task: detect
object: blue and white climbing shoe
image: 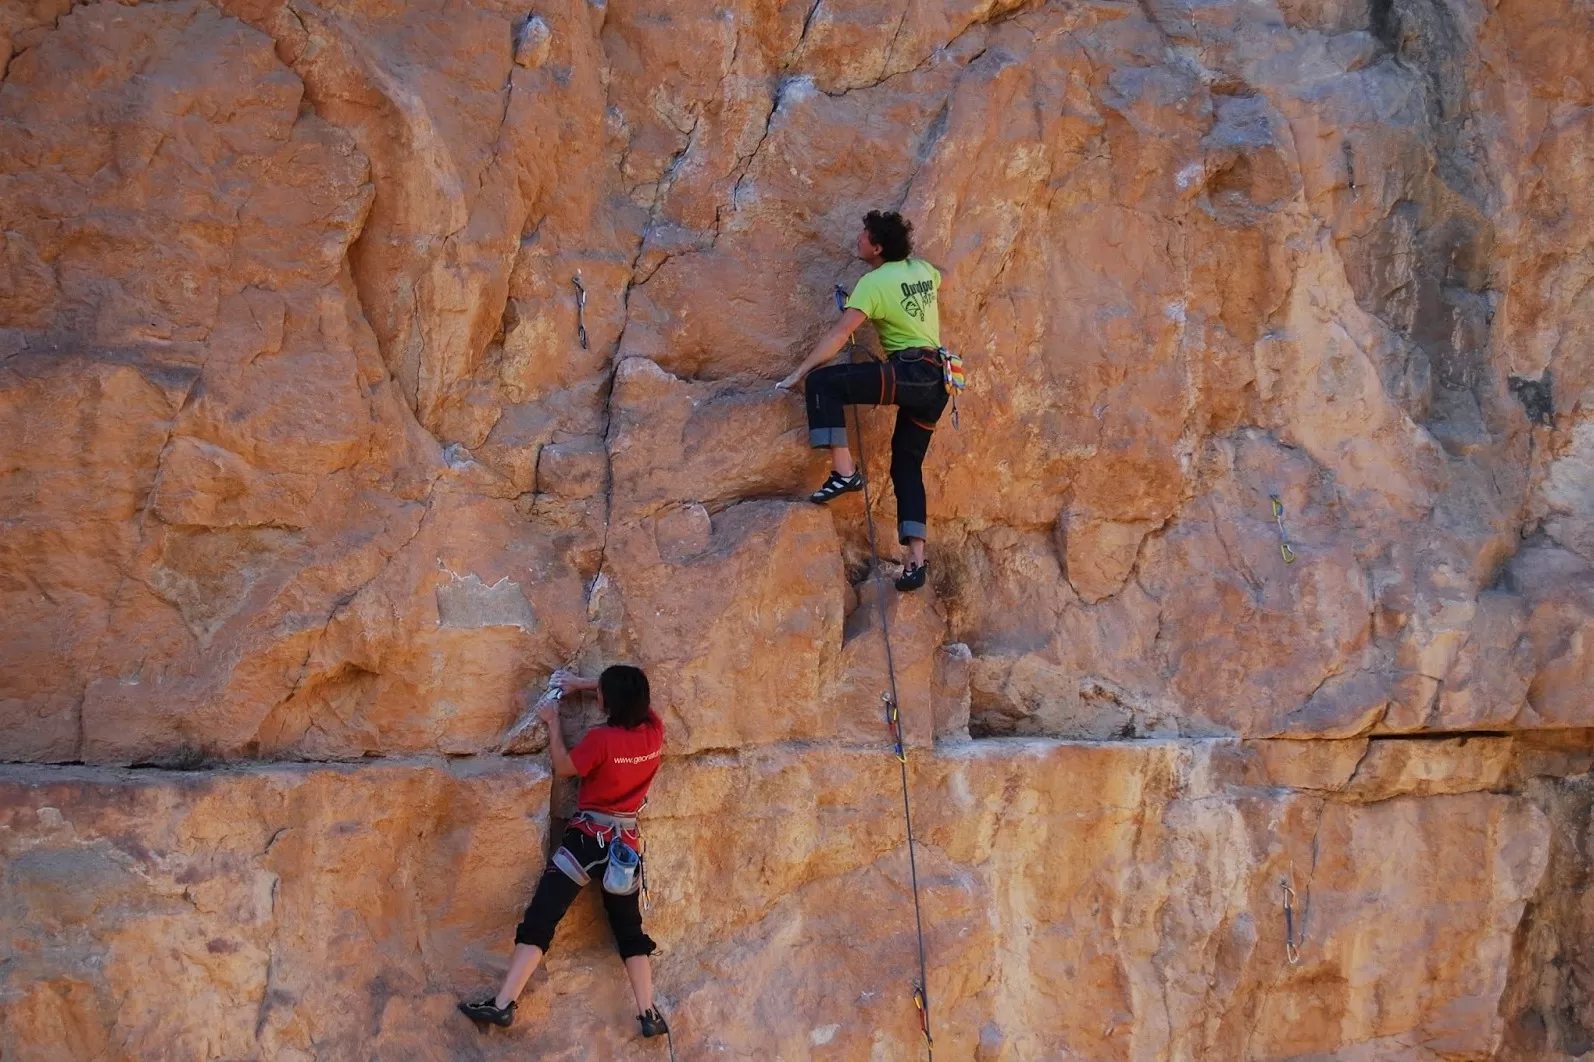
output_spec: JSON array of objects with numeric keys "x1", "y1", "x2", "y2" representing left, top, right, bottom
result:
[{"x1": 810, "y1": 470, "x2": 863, "y2": 504}]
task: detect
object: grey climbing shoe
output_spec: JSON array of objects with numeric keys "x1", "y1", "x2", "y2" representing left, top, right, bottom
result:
[
  {"x1": 458, "y1": 998, "x2": 515, "y2": 1027},
  {"x1": 639, "y1": 1007, "x2": 669, "y2": 1038},
  {"x1": 896, "y1": 561, "x2": 928, "y2": 592}
]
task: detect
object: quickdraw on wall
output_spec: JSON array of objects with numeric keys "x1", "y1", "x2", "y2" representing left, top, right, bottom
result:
[
  {"x1": 1271, "y1": 495, "x2": 1297, "y2": 564},
  {"x1": 1281, "y1": 863, "x2": 1303, "y2": 965},
  {"x1": 884, "y1": 692, "x2": 907, "y2": 764},
  {"x1": 572, "y1": 274, "x2": 588, "y2": 350}
]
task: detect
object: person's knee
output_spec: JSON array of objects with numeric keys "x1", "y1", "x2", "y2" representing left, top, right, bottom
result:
[
  {"x1": 513, "y1": 866, "x2": 580, "y2": 951},
  {"x1": 604, "y1": 891, "x2": 654, "y2": 958},
  {"x1": 615, "y1": 928, "x2": 657, "y2": 960},
  {"x1": 890, "y1": 450, "x2": 925, "y2": 483},
  {"x1": 890, "y1": 423, "x2": 933, "y2": 466},
  {"x1": 514, "y1": 913, "x2": 557, "y2": 951}
]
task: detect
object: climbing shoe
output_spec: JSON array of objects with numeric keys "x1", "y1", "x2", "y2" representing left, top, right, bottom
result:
[
  {"x1": 458, "y1": 998, "x2": 515, "y2": 1027},
  {"x1": 809, "y1": 470, "x2": 863, "y2": 504},
  {"x1": 896, "y1": 561, "x2": 928, "y2": 592},
  {"x1": 638, "y1": 1007, "x2": 669, "y2": 1038}
]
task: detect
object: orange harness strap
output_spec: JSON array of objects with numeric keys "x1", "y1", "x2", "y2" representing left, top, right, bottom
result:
[{"x1": 877, "y1": 361, "x2": 896, "y2": 407}]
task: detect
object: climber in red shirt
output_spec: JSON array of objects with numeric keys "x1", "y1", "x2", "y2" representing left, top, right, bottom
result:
[{"x1": 458, "y1": 665, "x2": 669, "y2": 1039}]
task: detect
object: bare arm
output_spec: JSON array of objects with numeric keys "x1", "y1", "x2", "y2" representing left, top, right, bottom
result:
[
  {"x1": 777, "y1": 308, "x2": 869, "y2": 389},
  {"x1": 550, "y1": 670, "x2": 597, "y2": 693},
  {"x1": 543, "y1": 709, "x2": 580, "y2": 777},
  {"x1": 537, "y1": 681, "x2": 583, "y2": 777}
]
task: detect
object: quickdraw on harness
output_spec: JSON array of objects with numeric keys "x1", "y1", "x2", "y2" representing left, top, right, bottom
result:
[
  {"x1": 938, "y1": 347, "x2": 965, "y2": 430},
  {"x1": 836, "y1": 285, "x2": 936, "y2": 1058}
]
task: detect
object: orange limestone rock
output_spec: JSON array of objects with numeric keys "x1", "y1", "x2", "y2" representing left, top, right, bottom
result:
[{"x1": 3, "y1": 0, "x2": 1594, "y2": 1056}]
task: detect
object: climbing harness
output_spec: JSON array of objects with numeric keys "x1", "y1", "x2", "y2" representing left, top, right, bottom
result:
[
  {"x1": 549, "y1": 843, "x2": 598, "y2": 886},
  {"x1": 1270, "y1": 495, "x2": 1297, "y2": 564},
  {"x1": 552, "y1": 808, "x2": 643, "y2": 889},
  {"x1": 836, "y1": 285, "x2": 936, "y2": 1058},
  {"x1": 1281, "y1": 866, "x2": 1302, "y2": 965},
  {"x1": 886, "y1": 344, "x2": 964, "y2": 431},
  {"x1": 572, "y1": 274, "x2": 589, "y2": 350}
]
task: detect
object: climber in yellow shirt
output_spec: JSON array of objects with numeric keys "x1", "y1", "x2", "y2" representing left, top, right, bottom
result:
[{"x1": 777, "y1": 210, "x2": 948, "y2": 591}]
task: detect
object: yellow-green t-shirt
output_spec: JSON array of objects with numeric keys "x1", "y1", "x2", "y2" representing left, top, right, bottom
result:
[{"x1": 846, "y1": 258, "x2": 941, "y2": 352}]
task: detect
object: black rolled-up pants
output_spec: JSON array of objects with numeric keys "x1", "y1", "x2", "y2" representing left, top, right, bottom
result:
[
  {"x1": 514, "y1": 826, "x2": 655, "y2": 959},
  {"x1": 803, "y1": 352, "x2": 949, "y2": 544}
]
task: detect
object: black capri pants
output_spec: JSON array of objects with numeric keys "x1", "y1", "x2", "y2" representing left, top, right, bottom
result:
[
  {"x1": 514, "y1": 826, "x2": 655, "y2": 959},
  {"x1": 803, "y1": 352, "x2": 949, "y2": 544}
]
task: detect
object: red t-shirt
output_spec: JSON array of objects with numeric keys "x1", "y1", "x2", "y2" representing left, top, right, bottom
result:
[{"x1": 569, "y1": 711, "x2": 664, "y2": 814}]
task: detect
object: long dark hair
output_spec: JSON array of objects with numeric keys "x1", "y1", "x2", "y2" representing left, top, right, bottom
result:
[{"x1": 599, "y1": 665, "x2": 652, "y2": 728}]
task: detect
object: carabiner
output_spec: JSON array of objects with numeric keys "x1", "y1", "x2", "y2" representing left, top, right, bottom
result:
[{"x1": 912, "y1": 982, "x2": 933, "y2": 1045}]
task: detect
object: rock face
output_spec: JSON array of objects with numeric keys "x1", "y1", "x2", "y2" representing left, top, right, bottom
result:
[
  {"x1": 0, "y1": 738, "x2": 1581, "y2": 1061},
  {"x1": 2, "y1": 0, "x2": 1593, "y2": 1056}
]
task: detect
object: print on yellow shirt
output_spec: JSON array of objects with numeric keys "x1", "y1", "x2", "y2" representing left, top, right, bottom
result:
[{"x1": 845, "y1": 257, "x2": 942, "y2": 352}]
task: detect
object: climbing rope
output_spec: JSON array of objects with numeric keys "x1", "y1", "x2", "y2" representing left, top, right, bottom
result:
[{"x1": 836, "y1": 285, "x2": 935, "y2": 1057}]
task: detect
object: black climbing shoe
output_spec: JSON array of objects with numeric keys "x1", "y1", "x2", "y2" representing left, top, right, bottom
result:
[
  {"x1": 458, "y1": 998, "x2": 515, "y2": 1027},
  {"x1": 809, "y1": 470, "x2": 863, "y2": 504},
  {"x1": 896, "y1": 561, "x2": 928, "y2": 592},
  {"x1": 639, "y1": 1007, "x2": 669, "y2": 1038}
]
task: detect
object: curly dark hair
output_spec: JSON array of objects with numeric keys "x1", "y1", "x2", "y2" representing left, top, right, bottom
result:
[
  {"x1": 599, "y1": 665, "x2": 652, "y2": 728},
  {"x1": 863, "y1": 210, "x2": 913, "y2": 262}
]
